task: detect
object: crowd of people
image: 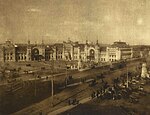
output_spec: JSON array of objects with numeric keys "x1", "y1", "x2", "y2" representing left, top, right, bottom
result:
[{"x1": 90, "y1": 73, "x2": 149, "y2": 103}]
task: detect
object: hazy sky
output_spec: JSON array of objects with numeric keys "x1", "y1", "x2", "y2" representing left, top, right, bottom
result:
[{"x1": 0, "y1": 0, "x2": 150, "y2": 44}]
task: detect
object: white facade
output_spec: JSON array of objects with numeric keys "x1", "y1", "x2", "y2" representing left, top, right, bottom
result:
[
  {"x1": 106, "y1": 41, "x2": 132, "y2": 62},
  {"x1": 0, "y1": 40, "x2": 140, "y2": 63}
]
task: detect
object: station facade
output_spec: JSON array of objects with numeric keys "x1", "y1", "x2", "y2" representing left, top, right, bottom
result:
[{"x1": 0, "y1": 39, "x2": 142, "y2": 63}]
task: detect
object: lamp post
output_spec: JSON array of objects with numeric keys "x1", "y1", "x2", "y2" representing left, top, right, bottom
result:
[
  {"x1": 65, "y1": 65, "x2": 70, "y2": 88},
  {"x1": 51, "y1": 75, "x2": 54, "y2": 98},
  {"x1": 126, "y1": 67, "x2": 129, "y2": 88},
  {"x1": 34, "y1": 73, "x2": 37, "y2": 97},
  {"x1": 51, "y1": 58, "x2": 54, "y2": 107},
  {"x1": 65, "y1": 67, "x2": 68, "y2": 87}
]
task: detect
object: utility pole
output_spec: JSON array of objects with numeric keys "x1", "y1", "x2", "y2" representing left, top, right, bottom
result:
[
  {"x1": 51, "y1": 58, "x2": 54, "y2": 107},
  {"x1": 127, "y1": 67, "x2": 129, "y2": 88},
  {"x1": 34, "y1": 74, "x2": 37, "y2": 97},
  {"x1": 66, "y1": 67, "x2": 68, "y2": 86},
  {"x1": 65, "y1": 65, "x2": 69, "y2": 88},
  {"x1": 51, "y1": 75, "x2": 54, "y2": 97}
]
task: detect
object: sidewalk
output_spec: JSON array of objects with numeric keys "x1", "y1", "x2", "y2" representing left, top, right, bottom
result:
[{"x1": 48, "y1": 97, "x2": 91, "y2": 115}]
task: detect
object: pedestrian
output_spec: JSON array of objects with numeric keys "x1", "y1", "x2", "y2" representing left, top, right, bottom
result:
[
  {"x1": 51, "y1": 102, "x2": 54, "y2": 107},
  {"x1": 39, "y1": 110, "x2": 42, "y2": 115}
]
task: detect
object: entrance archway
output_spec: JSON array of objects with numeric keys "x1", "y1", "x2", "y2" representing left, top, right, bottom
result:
[
  {"x1": 31, "y1": 48, "x2": 39, "y2": 61},
  {"x1": 88, "y1": 49, "x2": 95, "y2": 60}
]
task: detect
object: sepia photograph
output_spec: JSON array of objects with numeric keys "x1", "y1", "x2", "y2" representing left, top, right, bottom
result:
[{"x1": 0, "y1": 0, "x2": 150, "y2": 115}]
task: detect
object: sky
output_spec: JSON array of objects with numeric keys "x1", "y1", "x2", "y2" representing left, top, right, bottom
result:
[{"x1": 0, "y1": 0, "x2": 150, "y2": 45}]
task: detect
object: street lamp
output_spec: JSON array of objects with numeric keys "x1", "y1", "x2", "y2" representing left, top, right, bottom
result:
[
  {"x1": 51, "y1": 58, "x2": 55, "y2": 107},
  {"x1": 126, "y1": 66, "x2": 129, "y2": 88},
  {"x1": 51, "y1": 75, "x2": 54, "y2": 98},
  {"x1": 65, "y1": 65, "x2": 70, "y2": 87},
  {"x1": 34, "y1": 73, "x2": 37, "y2": 97},
  {"x1": 65, "y1": 67, "x2": 68, "y2": 87}
]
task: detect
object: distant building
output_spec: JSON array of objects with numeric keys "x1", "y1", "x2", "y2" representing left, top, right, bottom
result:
[
  {"x1": 1, "y1": 40, "x2": 16, "y2": 62},
  {"x1": 0, "y1": 39, "x2": 147, "y2": 63},
  {"x1": 132, "y1": 45, "x2": 150, "y2": 58}
]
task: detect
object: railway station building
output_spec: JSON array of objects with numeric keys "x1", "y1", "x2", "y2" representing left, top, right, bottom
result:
[{"x1": 0, "y1": 39, "x2": 143, "y2": 63}]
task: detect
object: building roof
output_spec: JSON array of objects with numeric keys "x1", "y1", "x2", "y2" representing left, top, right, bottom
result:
[
  {"x1": 15, "y1": 45, "x2": 27, "y2": 53},
  {"x1": 54, "y1": 43, "x2": 63, "y2": 47},
  {"x1": 111, "y1": 41, "x2": 130, "y2": 48},
  {"x1": 78, "y1": 44, "x2": 85, "y2": 52},
  {"x1": 100, "y1": 46, "x2": 107, "y2": 51}
]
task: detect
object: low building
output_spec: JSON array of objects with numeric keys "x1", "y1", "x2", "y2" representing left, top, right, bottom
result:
[{"x1": 0, "y1": 39, "x2": 147, "y2": 63}]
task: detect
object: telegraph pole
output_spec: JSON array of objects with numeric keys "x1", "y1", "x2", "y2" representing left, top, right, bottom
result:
[
  {"x1": 34, "y1": 73, "x2": 37, "y2": 97},
  {"x1": 51, "y1": 76, "x2": 54, "y2": 98},
  {"x1": 51, "y1": 58, "x2": 54, "y2": 107},
  {"x1": 126, "y1": 67, "x2": 129, "y2": 88},
  {"x1": 65, "y1": 67, "x2": 68, "y2": 87}
]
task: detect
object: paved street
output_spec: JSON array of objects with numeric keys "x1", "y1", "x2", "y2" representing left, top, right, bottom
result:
[
  {"x1": 48, "y1": 97, "x2": 91, "y2": 115},
  {"x1": 11, "y1": 59, "x2": 142, "y2": 115}
]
